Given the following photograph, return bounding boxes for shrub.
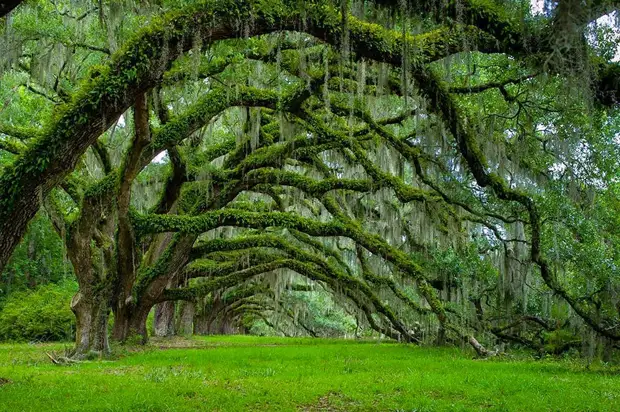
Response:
[0,281,77,342]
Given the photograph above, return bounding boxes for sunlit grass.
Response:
[0,336,618,411]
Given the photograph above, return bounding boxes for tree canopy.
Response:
[0,0,619,357]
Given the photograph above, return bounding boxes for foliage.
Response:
[0,213,72,301]
[249,289,357,337]
[0,281,77,342]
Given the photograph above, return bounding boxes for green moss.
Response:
[83,172,119,201]
[0,124,41,141]
[0,138,26,155]
[132,209,348,238]
[244,168,375,197]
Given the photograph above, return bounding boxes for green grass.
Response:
[0,336,618,411]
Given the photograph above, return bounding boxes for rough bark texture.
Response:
[154,302,176,337]
[193,313,210,335]
[177,301,195,336]
[71,292,110,356]
[111,304,151,343]
[63,191,115,354]
[468,336,495,358]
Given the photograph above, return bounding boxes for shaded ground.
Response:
[0,336,618,411]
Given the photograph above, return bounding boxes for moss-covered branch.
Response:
[0,124,40,141]
[0,138,26,155]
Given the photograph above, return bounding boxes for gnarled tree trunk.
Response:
[193,312,210,335]
[154,301,176,337]
[65,212,115,356]
[71,292,110,357]
[177,301,195,336]
[111,302,151,343]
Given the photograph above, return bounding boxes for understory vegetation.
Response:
[0,281,76,342]
[1,336,619,411]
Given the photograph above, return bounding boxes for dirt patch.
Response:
[150,337,286,350]
[150,337,209,349]
[0,377,12,386]
[299,391,361,411]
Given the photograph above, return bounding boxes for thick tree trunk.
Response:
[177,301,195,336]
[111,303,150,343]
[193,313,210,335]
[153,301,176,337]
[218,315,237,335]
[71,292,110,357]
[602,337,614,363]
[208,320,217,335]
[435,326,446,346]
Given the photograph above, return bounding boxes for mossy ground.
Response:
[0,336,618,411]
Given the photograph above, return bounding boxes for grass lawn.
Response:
[0,336,618,411]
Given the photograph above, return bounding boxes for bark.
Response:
[111,302,151,343]
[65,195,115,355]
[468,336,496,358]
[218,315,237,335]
[193,313,210,335]
[194,298,223,335]
[153,301,176,337]
[115,93,151,311]
[71,292,110,357]
[177,301,195,336]
[602,338,614,363]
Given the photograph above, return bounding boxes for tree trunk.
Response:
[193,313,210,335]
[602,337,614,363]
[71,292,110,357]
[218,315,237,335]
[436,326,446,346]
[111,303,150,344]
[177,301,195,336]
[154,301,176,337]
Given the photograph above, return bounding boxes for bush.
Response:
[0,281,77,342]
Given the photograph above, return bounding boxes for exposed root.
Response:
[45,351,81,365]
[468,336,498,358]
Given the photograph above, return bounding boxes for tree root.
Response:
[45,351,82,365]
[468,336,498,358]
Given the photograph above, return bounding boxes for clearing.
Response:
[0,336,618,411]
